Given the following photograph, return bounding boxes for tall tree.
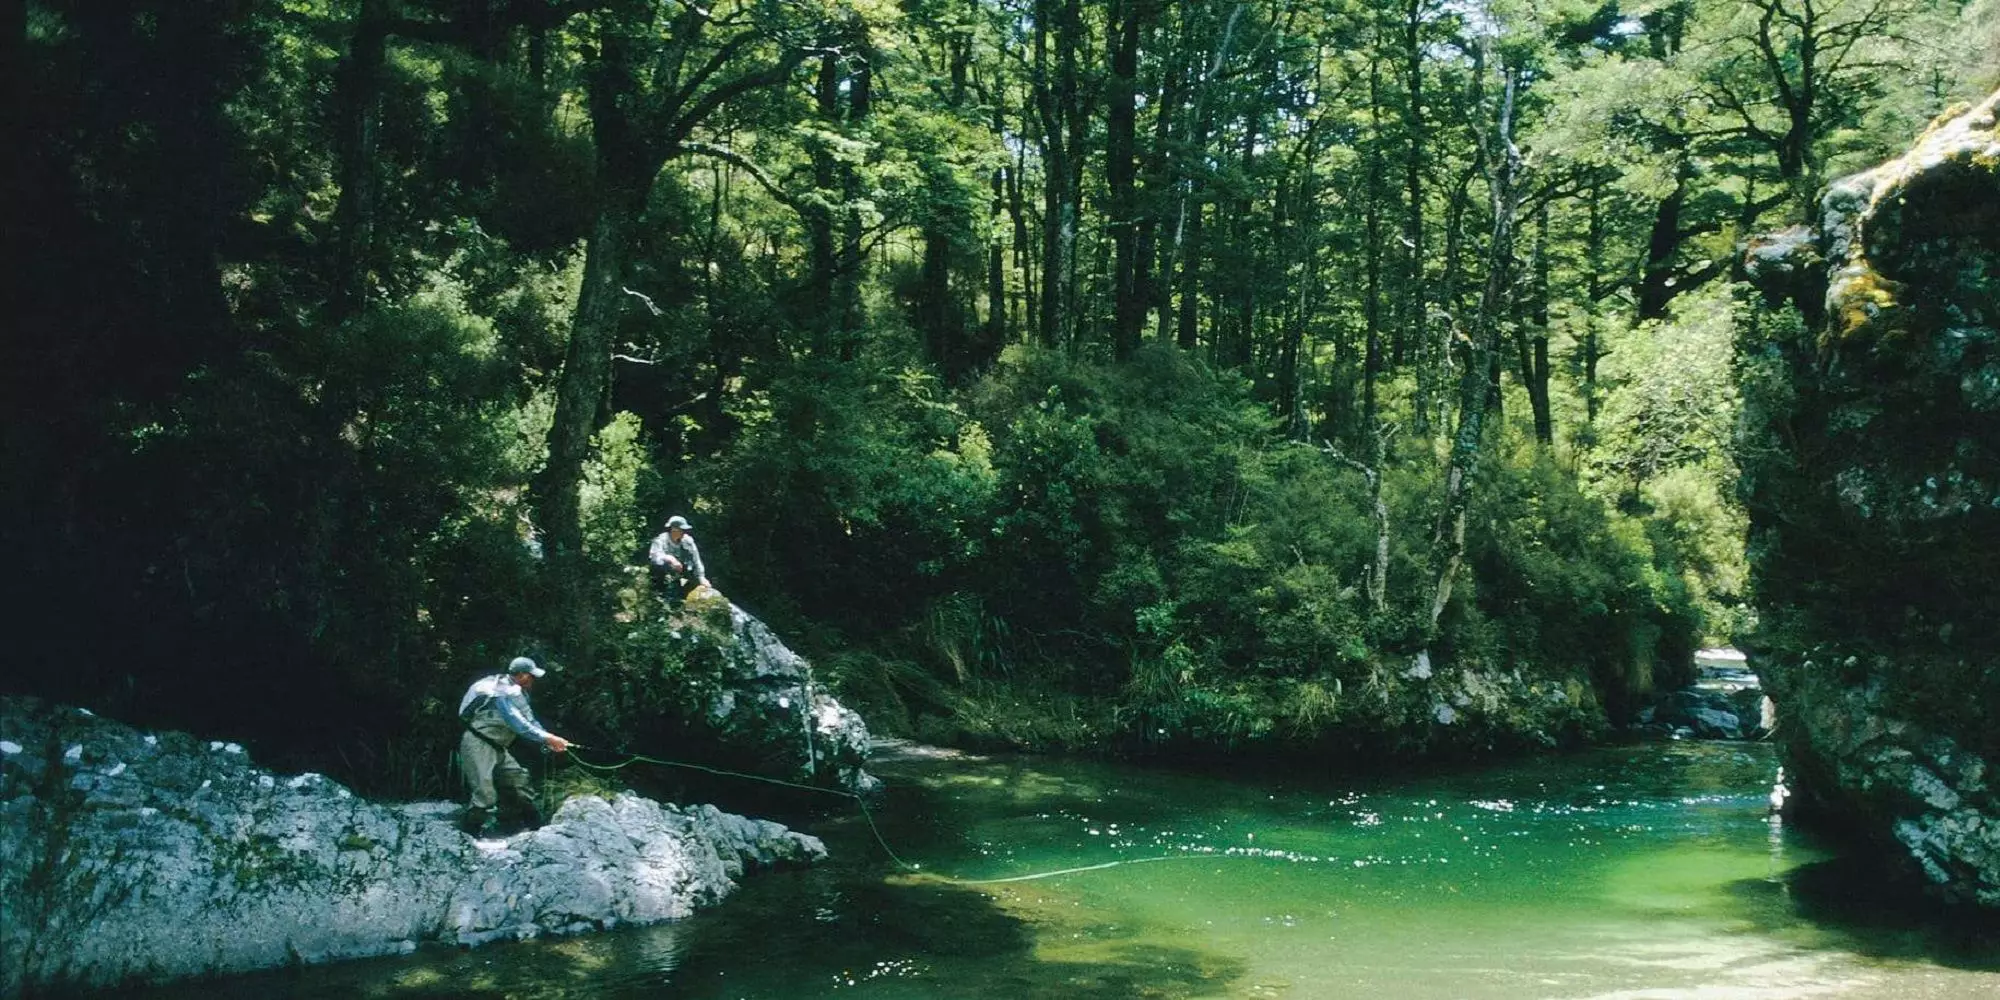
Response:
[536,0,826,659]
[1430,48,1522,631]
[1107,0,1150,358]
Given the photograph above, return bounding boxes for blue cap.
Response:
[508,656,546,677]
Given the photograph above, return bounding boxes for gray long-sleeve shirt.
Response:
[458,674,551,746]
[648,531,706,584]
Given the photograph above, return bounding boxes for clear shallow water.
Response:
[124,741,1999,999]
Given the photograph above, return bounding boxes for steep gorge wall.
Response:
[1740,91,2000,906]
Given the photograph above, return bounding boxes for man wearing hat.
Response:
[456,656,570,836]
[647,514,708,606]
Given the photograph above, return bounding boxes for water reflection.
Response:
[101,741,2000,999]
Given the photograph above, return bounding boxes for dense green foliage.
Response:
[8,0,1995,793]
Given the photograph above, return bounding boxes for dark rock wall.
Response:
[1740,91,2000,906]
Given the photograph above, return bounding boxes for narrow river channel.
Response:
[124,740,1998,998]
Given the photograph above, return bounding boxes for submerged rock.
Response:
[0,696,824,996]
[1740,90,2000,907]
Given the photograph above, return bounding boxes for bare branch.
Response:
[679,140,807,213]
[622,287,664,316]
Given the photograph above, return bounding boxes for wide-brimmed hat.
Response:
[665,515,691,530]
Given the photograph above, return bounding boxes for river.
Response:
[121,739,1998,998]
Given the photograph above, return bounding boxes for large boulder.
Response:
[0,696,824,996]
[707,601,877,795]
[1739,91,2000,906]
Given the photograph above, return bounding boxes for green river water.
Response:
[130,740,1998,999]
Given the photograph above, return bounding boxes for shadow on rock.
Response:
[1723,857,2000,972]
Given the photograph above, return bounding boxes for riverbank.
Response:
[0,696,824,997]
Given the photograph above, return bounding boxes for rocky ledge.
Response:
[1740,90,2000,907]
[0,696,825,997]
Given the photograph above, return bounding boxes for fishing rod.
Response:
[558,743,1236,886]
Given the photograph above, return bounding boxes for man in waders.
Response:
[458,656,569,837]
[647,515,708,606]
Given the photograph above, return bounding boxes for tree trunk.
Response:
[1222,91,1261,369]
[986,164,1008,357]
[1277,88,1322,441]
[1517,201,1553,446]
[536,181,642,660]
[330,0,388,321]
[1174,2,1235,353]
[1429,61,1520,632]
[837,52,872,361]
[1435,163,1475,437]
[807,53,840,339]
[1058,0,1087,350]
[1329,436,1391,616]
[1032,0,1076,348]
[1636,168,1687,321]
[1139,16,1179,346]
[1010,144,1035,335]
[1361,49,1385,451]
[1581,174,1606,424]
[920,213,956,375]
[1402,0,1429,436]
[1107,0,1146,359]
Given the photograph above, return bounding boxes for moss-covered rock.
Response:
[575,594,876,796]
[1740,90,2000,908]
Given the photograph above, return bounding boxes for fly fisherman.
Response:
[457,656,570,836]
[647,514,708,606]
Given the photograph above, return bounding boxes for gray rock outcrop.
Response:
[593,594,876,795]
[0,696,825,996]
[1739,90,2000,907]
[683,599,877,795]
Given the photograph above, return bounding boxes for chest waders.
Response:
[457,687,541,834]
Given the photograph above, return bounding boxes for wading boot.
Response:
[498,792,543,835]
[459,806,496,837]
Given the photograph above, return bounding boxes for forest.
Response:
[9,0,1999,796]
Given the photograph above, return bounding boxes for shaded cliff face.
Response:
[1740,91,2000,907]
